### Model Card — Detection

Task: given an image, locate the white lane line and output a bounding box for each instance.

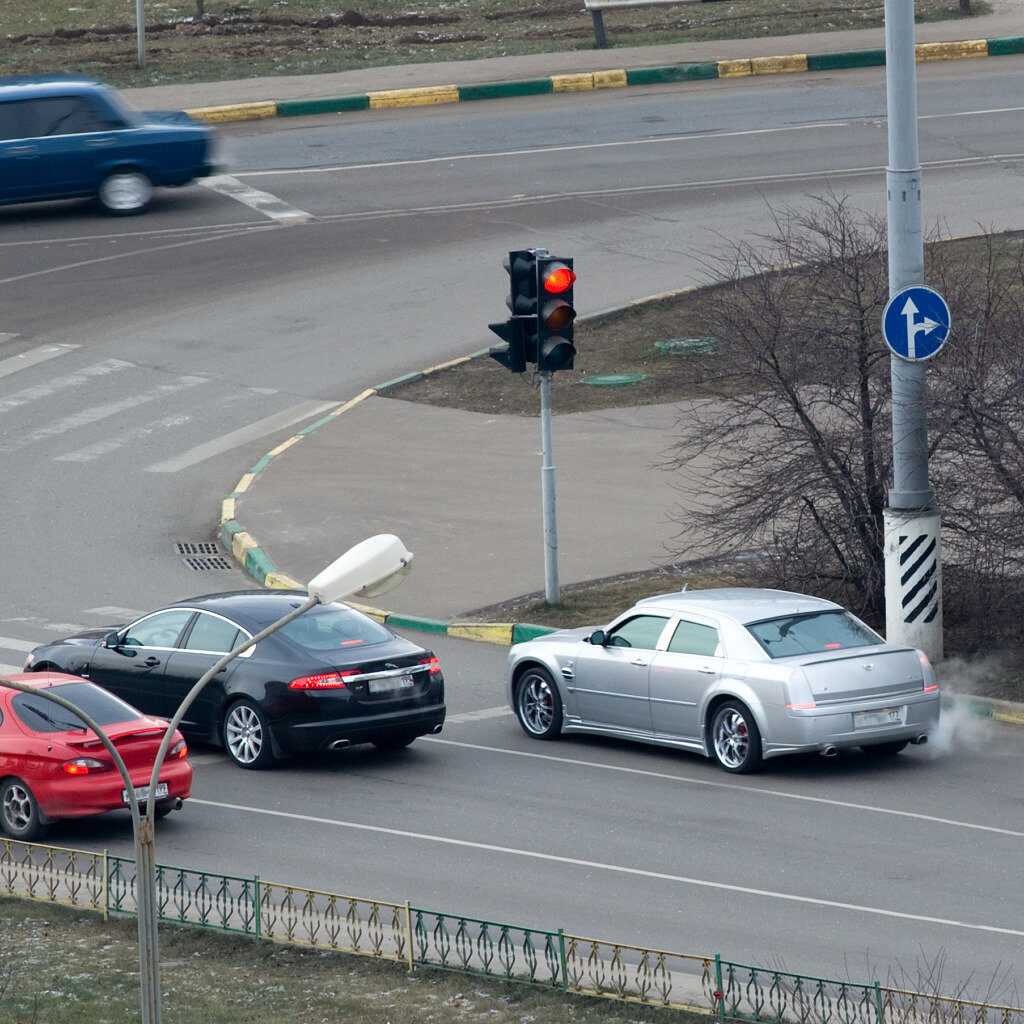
[0,343,78,382]
[199,174,315,224]
[55,412,193,462]
[0,663,25,676]
[190,797,1024,938]
[2,376,208,453]
[0,636,38,653]
[85,607,141,619]
[145,399,337,473]
[445,706,512,724]
[425,738,1024,840]
[0,358,132,415]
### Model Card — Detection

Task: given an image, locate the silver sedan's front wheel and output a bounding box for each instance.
[515,667,563,740]
[97,170,153,214]
[223,700,277,769]
[710,701,763,774]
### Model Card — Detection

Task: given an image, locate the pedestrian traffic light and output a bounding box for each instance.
[488,249,538,373]
[535,256,576,372]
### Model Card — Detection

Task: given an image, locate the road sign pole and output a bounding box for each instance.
[539,370,560,605]
[883,0,942,660]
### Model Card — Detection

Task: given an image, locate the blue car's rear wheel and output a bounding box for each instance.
[98,170,153,215]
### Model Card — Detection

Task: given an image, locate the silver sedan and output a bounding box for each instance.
[505,588,940,773]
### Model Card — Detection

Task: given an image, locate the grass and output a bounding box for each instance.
[0,896,707,1024]
[0,0,990,89]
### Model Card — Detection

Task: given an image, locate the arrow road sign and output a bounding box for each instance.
[881,286,951,361]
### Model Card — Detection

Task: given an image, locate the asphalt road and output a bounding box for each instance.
[1,57,1023,998]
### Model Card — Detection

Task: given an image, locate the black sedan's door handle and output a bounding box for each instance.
[144,657,161,667]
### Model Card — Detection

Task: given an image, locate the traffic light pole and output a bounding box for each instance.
[539,370,560,604]
[882,0,943,661]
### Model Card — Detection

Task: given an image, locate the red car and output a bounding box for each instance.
[0,671,192,841]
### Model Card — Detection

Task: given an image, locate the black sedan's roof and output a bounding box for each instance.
[163,590,322,630]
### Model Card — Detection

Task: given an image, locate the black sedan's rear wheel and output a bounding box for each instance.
[710,701,763,773]
[1,778,49,841]
[514,667,563,739]
[223,699,277,770]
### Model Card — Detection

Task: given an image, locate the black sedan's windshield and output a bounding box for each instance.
[745,610,883,658]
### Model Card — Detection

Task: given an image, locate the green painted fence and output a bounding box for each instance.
[1,837,1020,1024]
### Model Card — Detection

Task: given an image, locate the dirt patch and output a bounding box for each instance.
[0,0,989,87]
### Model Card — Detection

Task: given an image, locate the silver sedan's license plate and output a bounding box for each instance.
[368,673,415,694]
[122,782,169,805]
[854,706,906,730]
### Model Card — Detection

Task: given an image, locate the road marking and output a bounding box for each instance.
[424,738,1024,840]
[85,607,141,619]
[199,174,315,224]
[0,636,38,653]
[0,663,24,676]
[445,706,512,724]
[0,358,132,415]
[2,376,208,453]
[190,797,1024,938]
[145,399,337,473]
[0,343,78,382]
[55,412,194,462]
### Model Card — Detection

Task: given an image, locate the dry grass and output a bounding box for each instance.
[0,0,989,88]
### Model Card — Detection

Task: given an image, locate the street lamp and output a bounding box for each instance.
[5,534,413,1024]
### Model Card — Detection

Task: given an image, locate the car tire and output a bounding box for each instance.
[97,170,153,215]
[222,699,277,770]
[710,701,763,774]
[860,740,909,757]
[514,667,563,740]
[372,732,417,752]
[0,778,49,842]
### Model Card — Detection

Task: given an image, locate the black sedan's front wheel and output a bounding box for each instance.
[0,778,49,841]
[222,699,277,770]
[514,667,563,740]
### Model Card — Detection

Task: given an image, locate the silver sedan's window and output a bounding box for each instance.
[606,615,669,651]
[123,609,193,649]
[745,610,882,658]
[667,619,720,657]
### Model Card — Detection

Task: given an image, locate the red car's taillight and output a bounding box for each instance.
[169,738,188,759]
[418,657,441,674]
[61,757,114,775]
[288,671,353,690]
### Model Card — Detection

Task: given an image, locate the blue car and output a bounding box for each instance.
[0,74,218,215]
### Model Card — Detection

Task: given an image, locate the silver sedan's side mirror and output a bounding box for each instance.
[588,629,607,646]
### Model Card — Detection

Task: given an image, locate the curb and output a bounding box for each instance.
[185,34,1024,124]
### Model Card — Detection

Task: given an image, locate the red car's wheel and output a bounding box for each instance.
[0,777,49,842]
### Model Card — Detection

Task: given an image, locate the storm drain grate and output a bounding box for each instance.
[176,541,233,571]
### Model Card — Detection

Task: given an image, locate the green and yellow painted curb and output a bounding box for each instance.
[187,35,1024,124]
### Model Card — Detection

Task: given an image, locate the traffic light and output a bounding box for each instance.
[536,256,576,372]
[488,250,538,373]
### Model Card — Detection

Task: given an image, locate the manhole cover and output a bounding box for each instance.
[580,373,647,387]
[176,542,232,571]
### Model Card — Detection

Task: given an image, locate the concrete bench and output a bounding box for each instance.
[584,0,725,48]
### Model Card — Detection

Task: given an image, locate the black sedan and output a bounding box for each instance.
[25,591,446,769]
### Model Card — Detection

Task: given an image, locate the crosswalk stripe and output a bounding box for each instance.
[0,343,77,382]
[145,399,336,473]
[0,663,25,676]
[199,175,315,225]
[3,376,208,453]
[55,412,193,462]
[0,358,131,415]
[0,636,37,653]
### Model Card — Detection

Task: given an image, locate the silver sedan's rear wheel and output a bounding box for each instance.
[223,699,277,769]
[710,701,763,773]
[515,667,563,740]
[97,170,152,214]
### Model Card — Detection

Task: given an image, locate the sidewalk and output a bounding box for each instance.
[208,2,1023,621]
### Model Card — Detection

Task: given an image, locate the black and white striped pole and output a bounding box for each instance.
[882,0,948,662]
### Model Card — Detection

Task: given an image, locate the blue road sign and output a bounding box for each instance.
[881,286,951,361]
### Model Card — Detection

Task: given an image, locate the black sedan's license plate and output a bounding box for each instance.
[122,782,169,805]
[368,673,415,694]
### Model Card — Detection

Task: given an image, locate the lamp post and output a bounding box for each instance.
[7,534,413,1024]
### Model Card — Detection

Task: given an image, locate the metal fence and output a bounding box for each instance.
[2,837,1021,1024]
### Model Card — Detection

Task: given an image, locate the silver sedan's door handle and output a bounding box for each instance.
[698,665,716,674]
[631,658,649,667]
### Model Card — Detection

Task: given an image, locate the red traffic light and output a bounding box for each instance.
[541,263,576,294]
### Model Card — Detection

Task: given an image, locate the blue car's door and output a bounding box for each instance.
[0,100,45,201]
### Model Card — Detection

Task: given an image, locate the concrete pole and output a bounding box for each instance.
[539,370,560,604]
[136,0,146,68]
[883,0,943,660]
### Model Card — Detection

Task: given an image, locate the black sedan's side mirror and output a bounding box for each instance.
[588,629,607,646]
[103,631,121,648]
